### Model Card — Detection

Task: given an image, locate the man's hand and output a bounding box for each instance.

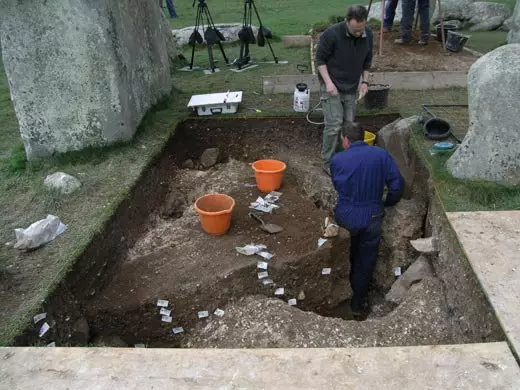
[357,83,369,102]
[326,82,339,96]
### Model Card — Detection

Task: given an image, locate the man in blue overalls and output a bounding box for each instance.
[331,122,404,319]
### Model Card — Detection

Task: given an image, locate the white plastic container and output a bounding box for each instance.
[187,91,243,116]
[293,83,310,113]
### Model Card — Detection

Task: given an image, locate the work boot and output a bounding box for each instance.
[418,39,428,46]
[394,38,410,45]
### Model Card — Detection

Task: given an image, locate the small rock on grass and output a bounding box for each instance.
[44,172,81,195]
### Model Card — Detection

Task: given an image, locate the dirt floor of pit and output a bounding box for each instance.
[30,116,503,349]
[312,30,476,72]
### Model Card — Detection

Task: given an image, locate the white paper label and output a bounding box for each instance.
[257,261,268,270]
[172,327,184,334]
[160,308,171,316]
[46,342,56,347]
[214,309,225,317]
[257,271,269,279]
[33,313,47,324]
[257,251,274,260]
[288,299,297,306]
[318,238,328,248]
[262,278,274,285]
[394,267,402,276]
[198,311,209,319]
[321,268,332,275]
[157,299,169,307]
[274,288,285,296]
[161,316,173,323]
[39,322,50,338]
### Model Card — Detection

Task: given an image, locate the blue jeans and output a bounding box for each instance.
[343,212,384,311]
[400,0,430,42]
[384,0,400,30]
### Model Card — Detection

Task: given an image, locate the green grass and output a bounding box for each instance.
[170,0,358,35]
[464,30,509,53]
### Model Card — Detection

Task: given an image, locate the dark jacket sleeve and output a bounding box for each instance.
[315,28,335,66]
[363,28,373,71]
[383,152,404,207]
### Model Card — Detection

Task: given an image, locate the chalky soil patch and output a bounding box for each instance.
[15,117,504,349]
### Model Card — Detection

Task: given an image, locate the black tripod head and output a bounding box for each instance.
[193,0,206,7]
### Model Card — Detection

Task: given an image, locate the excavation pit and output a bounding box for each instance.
[16,116,505,349]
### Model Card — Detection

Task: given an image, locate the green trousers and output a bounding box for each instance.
[321,84,357,168]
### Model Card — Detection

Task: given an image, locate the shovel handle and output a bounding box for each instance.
[248,212,265,225]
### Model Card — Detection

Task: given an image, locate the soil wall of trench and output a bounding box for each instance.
[13,117,504,348]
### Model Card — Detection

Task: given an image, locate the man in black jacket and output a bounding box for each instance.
[315,5,373,175]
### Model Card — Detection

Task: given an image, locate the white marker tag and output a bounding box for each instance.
[321,268,332,275]
[274,288,285,296]
[258,271,269,279]
[157,299,169,307]
[257,261,268,270]
[33,313,47,324]
[288,299,297,306]
[39,322,50,338]
[214,309,225,317]
[198,311,209,319]
[161,316,173,323]
[160,308,171,316]
[172,327,184,334]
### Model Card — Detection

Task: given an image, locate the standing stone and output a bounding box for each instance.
[470,16,506,31]
[0,0,173,160]
[431,0,473,23]
[44,172,81,195]
[376,116,419,199]
[509,0,520,43]
[466,2,513,25]
[447,44,520,185]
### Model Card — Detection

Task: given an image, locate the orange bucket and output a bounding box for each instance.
[252,159,287,193]
[194,194,235,235]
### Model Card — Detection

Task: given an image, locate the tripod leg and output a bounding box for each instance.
[189,7,201,69]
[207,44,216,72]
[250,0,278,63]
[218,41,229,64]
[264,36,278,63]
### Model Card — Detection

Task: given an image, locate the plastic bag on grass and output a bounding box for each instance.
[12,215,67,250]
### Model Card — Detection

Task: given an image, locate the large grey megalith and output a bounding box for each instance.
[0,0,174,160]
[509,0,520,43]
[447,44,520,185]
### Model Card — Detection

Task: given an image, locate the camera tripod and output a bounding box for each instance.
[234,0,278,69]
[189,0,229,73]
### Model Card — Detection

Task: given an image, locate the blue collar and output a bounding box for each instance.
[349,141,368,148]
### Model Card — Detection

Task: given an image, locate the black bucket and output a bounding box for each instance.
[424,117,452,140]
[446,31,470,53]
[364,84,390,109]
[436,23,458,42]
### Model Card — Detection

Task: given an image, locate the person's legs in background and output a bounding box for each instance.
[396,0,416,43]
[418,0,430,44]
[383,0,400,32]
